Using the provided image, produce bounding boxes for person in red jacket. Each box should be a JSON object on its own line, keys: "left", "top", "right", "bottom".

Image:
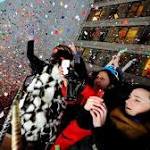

{"left": 50, "top": 62, "right": 122, "bottom": 150}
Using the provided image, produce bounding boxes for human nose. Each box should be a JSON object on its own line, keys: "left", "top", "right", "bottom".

{"left": 96, "top": 76, "right": 102, "bottom": 81}
{"left": 125, "top": 98, "right": 133, "bottom": 106}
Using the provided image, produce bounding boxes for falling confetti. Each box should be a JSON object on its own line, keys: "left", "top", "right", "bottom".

{"left": 0, "top": 0, "right": 92, "bottom": 102}
{"left": 0, "top": 0, "right": 5, "bottom": 3}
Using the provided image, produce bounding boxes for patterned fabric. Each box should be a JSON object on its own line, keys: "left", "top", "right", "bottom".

{"left": 19, "top": 64, "right": 66, "bottom": 145}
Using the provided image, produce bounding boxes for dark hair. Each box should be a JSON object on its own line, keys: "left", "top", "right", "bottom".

{"left": 88, "top": 69, "right": 121, "bottom": 89}
{"left": 50, "top": 44, "right": 73, "bottom": 65}
{"left": 130, "top": 84, "right": 150, "bottom": 94}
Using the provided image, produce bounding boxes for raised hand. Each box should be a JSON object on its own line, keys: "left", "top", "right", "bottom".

{"left": 90, "top": 102, "right": 107, "bottom": 127}
{"left": 68, "top": 42, "right": 77, "bottom": 54}
{"left": 84, "top": 96, "right": 104, "bottom": 111}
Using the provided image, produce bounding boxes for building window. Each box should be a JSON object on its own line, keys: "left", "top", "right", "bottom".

{"left": 137, "top": 26, "right": 150, "bottom": 45}
{"left": 115, "top": 27, "right": 129, "bottom": 43}
{"left": 127, "top": 2, "right": 141, "bottom": 18}
{"left": 125, "top": 27, "right": 139, "bottom": 44}
{"left": 105, "top": 27, "right": 119, "bottom": 43}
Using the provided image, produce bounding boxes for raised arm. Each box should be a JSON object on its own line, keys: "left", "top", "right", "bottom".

{"left": 27, "top": 40, "right": 46, "bottom": 74}
{"left": 68, "top": 43, "right": 88, "bottom": 80}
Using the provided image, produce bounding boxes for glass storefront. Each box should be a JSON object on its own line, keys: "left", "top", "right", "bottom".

{"left": 78, "top": 26, "right": 150, "bottom": 45}
{"left": 81, "top": 47, "right": 149, "bottom": 77}
{"left": 88, "top": 0, "right": 150, "bottom": 21}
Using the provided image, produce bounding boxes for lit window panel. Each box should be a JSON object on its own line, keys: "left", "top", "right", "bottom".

{"left": 82, "top": 48, "right": 91, "bottom": 62}
{"left": 91, "top": 27, "right": 108, "bottom": 41}
{"left": 78, "top": 27, "right": 92, "bottom": 41}
{"left": 127, "top": 2, "right": 141, "bottom": 18}
{"left": 117, "top": 3, "right": 129, "bottom": 18}
{"left": 142, "top": 59, "right": 150, "bottom": 78}
{"left": 125, "top": 27, "right": 139, "bottom": 44}
{"left": 99, "top": 7, "right": 110, "bottom": 20}
{"left": 136, "top": 4, "right": 144, "bottom": 17}
{"left": 115, "top": 27, "right": 128, "bottom": 43}
{"left": 105, "top": 27, "right": 119, "bottom": 43}
{"left": 107, "top": 5, "right": 119, "bottom": 19}
{"left": 87, "top": 9, "right": 99, "bottom": 21}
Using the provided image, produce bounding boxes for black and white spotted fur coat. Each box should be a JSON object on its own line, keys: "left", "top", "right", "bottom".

{"left": 19, "top": 64, "right": 66, "bottom": 145}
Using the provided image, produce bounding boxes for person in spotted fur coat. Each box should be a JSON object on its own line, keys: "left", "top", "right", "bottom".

{"left": 0, "top": 39, "right": 87, "bottom": 150}
{"left": 20, "top": 39, "right": 87, "bottom": 149}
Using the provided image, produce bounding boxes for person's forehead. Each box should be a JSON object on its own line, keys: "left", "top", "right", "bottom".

{"left": 131, "top": 88, "right": 150, "bottom": 100}
{"left": 98, "top": 71, "right": 108, "bottom": 76}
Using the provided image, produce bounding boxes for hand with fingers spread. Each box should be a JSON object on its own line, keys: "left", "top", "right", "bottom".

{"left": 90, "top": 102, "right": 107, "bottom": 127}
{"left": 113, "top": 55, "right": 120, "bottom": 68}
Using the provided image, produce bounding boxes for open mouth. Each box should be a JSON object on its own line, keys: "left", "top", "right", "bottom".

{"left": 126, "top": 107, "right": 131, "bottom": 110}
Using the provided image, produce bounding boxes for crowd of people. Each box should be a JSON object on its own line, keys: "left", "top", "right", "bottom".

{"left": 0, "top": 37, "right": 150, "bottom": 150}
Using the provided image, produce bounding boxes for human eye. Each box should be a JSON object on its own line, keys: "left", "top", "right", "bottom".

{"left": 128, "top": 95, "right": 132, "bottom": 99}
{"left": 135, "top": 99, "right": 140, "bottom": 102}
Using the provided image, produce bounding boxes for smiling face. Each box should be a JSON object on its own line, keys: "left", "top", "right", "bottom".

{"left": 125, "top": 88, "right": 150, "bottom": 116}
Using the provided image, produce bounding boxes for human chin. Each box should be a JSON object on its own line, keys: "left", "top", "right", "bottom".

{"left": 125, "top": 107, "right": 136, "bottom": 116}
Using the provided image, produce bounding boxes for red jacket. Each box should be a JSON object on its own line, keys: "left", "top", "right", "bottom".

{"left": 50, "top": 85, "right": 104, "bottom": 150}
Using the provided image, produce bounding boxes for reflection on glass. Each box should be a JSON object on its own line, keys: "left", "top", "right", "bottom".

{"left": 142, "top": 59, "right": 150, "bottom": 78}
{"left": 107, "top": 5, "right": 118, "bottom": 19}
{"left": 125, "top": 27, "right": 139, "bottom": 44}
{"left": 79, "top": 26, "right": 149, "bottom": 45}
{"left": 81, "top": 47, "right": 149, "bottom": 77}
{"left": 137, "top": 26, "right": 150, "bottom": 45}
{"left": 127, "top": 2, "right": 141, "bottom": 18}
{"left": 87, "top": 0, "right": 150, "bottom": 21}
{"left": 136, "top": 4, "right": 144, "bottom": 16}
{"left": 105, "top": 27, "right": 119, "bottom": 42}
{"left": 115, "top": 27, "right": 128, "bottom": 43}
{"left": 142, "top": 0, "right": 150, "bottom": 16}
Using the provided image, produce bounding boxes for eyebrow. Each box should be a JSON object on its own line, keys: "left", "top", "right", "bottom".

{"left": 134, "top": 95, "right": 142, "bottom": 99}
{"left": 131, "top": 94, "right": 143, "bottom": 100}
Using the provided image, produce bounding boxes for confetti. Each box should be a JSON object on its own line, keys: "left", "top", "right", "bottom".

{"left": 0, "top": 0, "right": 5, "bottom": 3}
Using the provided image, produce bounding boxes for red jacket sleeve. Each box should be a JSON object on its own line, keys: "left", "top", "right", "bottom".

{"left": 50, "top": 120, "right": 92, "bottom": 150}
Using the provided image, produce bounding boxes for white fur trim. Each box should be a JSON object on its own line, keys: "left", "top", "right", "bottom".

{"left": 42, "top": 87, "right": 55, "bottom": 103}
{"left": 39, "top": 73, "right": 50, "bottom": 85}
{"left": 32, "top": 89, "right": 40, "bottom": 96}
{"left": 42, "top": 103, "right": 49, "bottom": 110}
{"left": 24, "top": 114, "right": 32, "bottom": 121}
{"left": 27, "top": 77, "right": 37, "bottom": 92}
{"left": 26, "top": 104, "right": 35, "bottom": 112}
{"left": 33, "top": 97, "right": 41, "bottom": 108}
{"left": 23, "top": 120, "right": 33, "bottom": 131}
{"left": 51, "top": 65, "right": 63, "bottom": 81}
{"left": 35, "top": 112, "right": 47, "bottom": 128}
{"left": 19, "top": 93, "right": 27, "bottom": 108}
{"left": 48, "top": 80, "right": 56, "bottom": 86}
{"left": 34, "top": 80, "right": 42, "bottom": 88}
